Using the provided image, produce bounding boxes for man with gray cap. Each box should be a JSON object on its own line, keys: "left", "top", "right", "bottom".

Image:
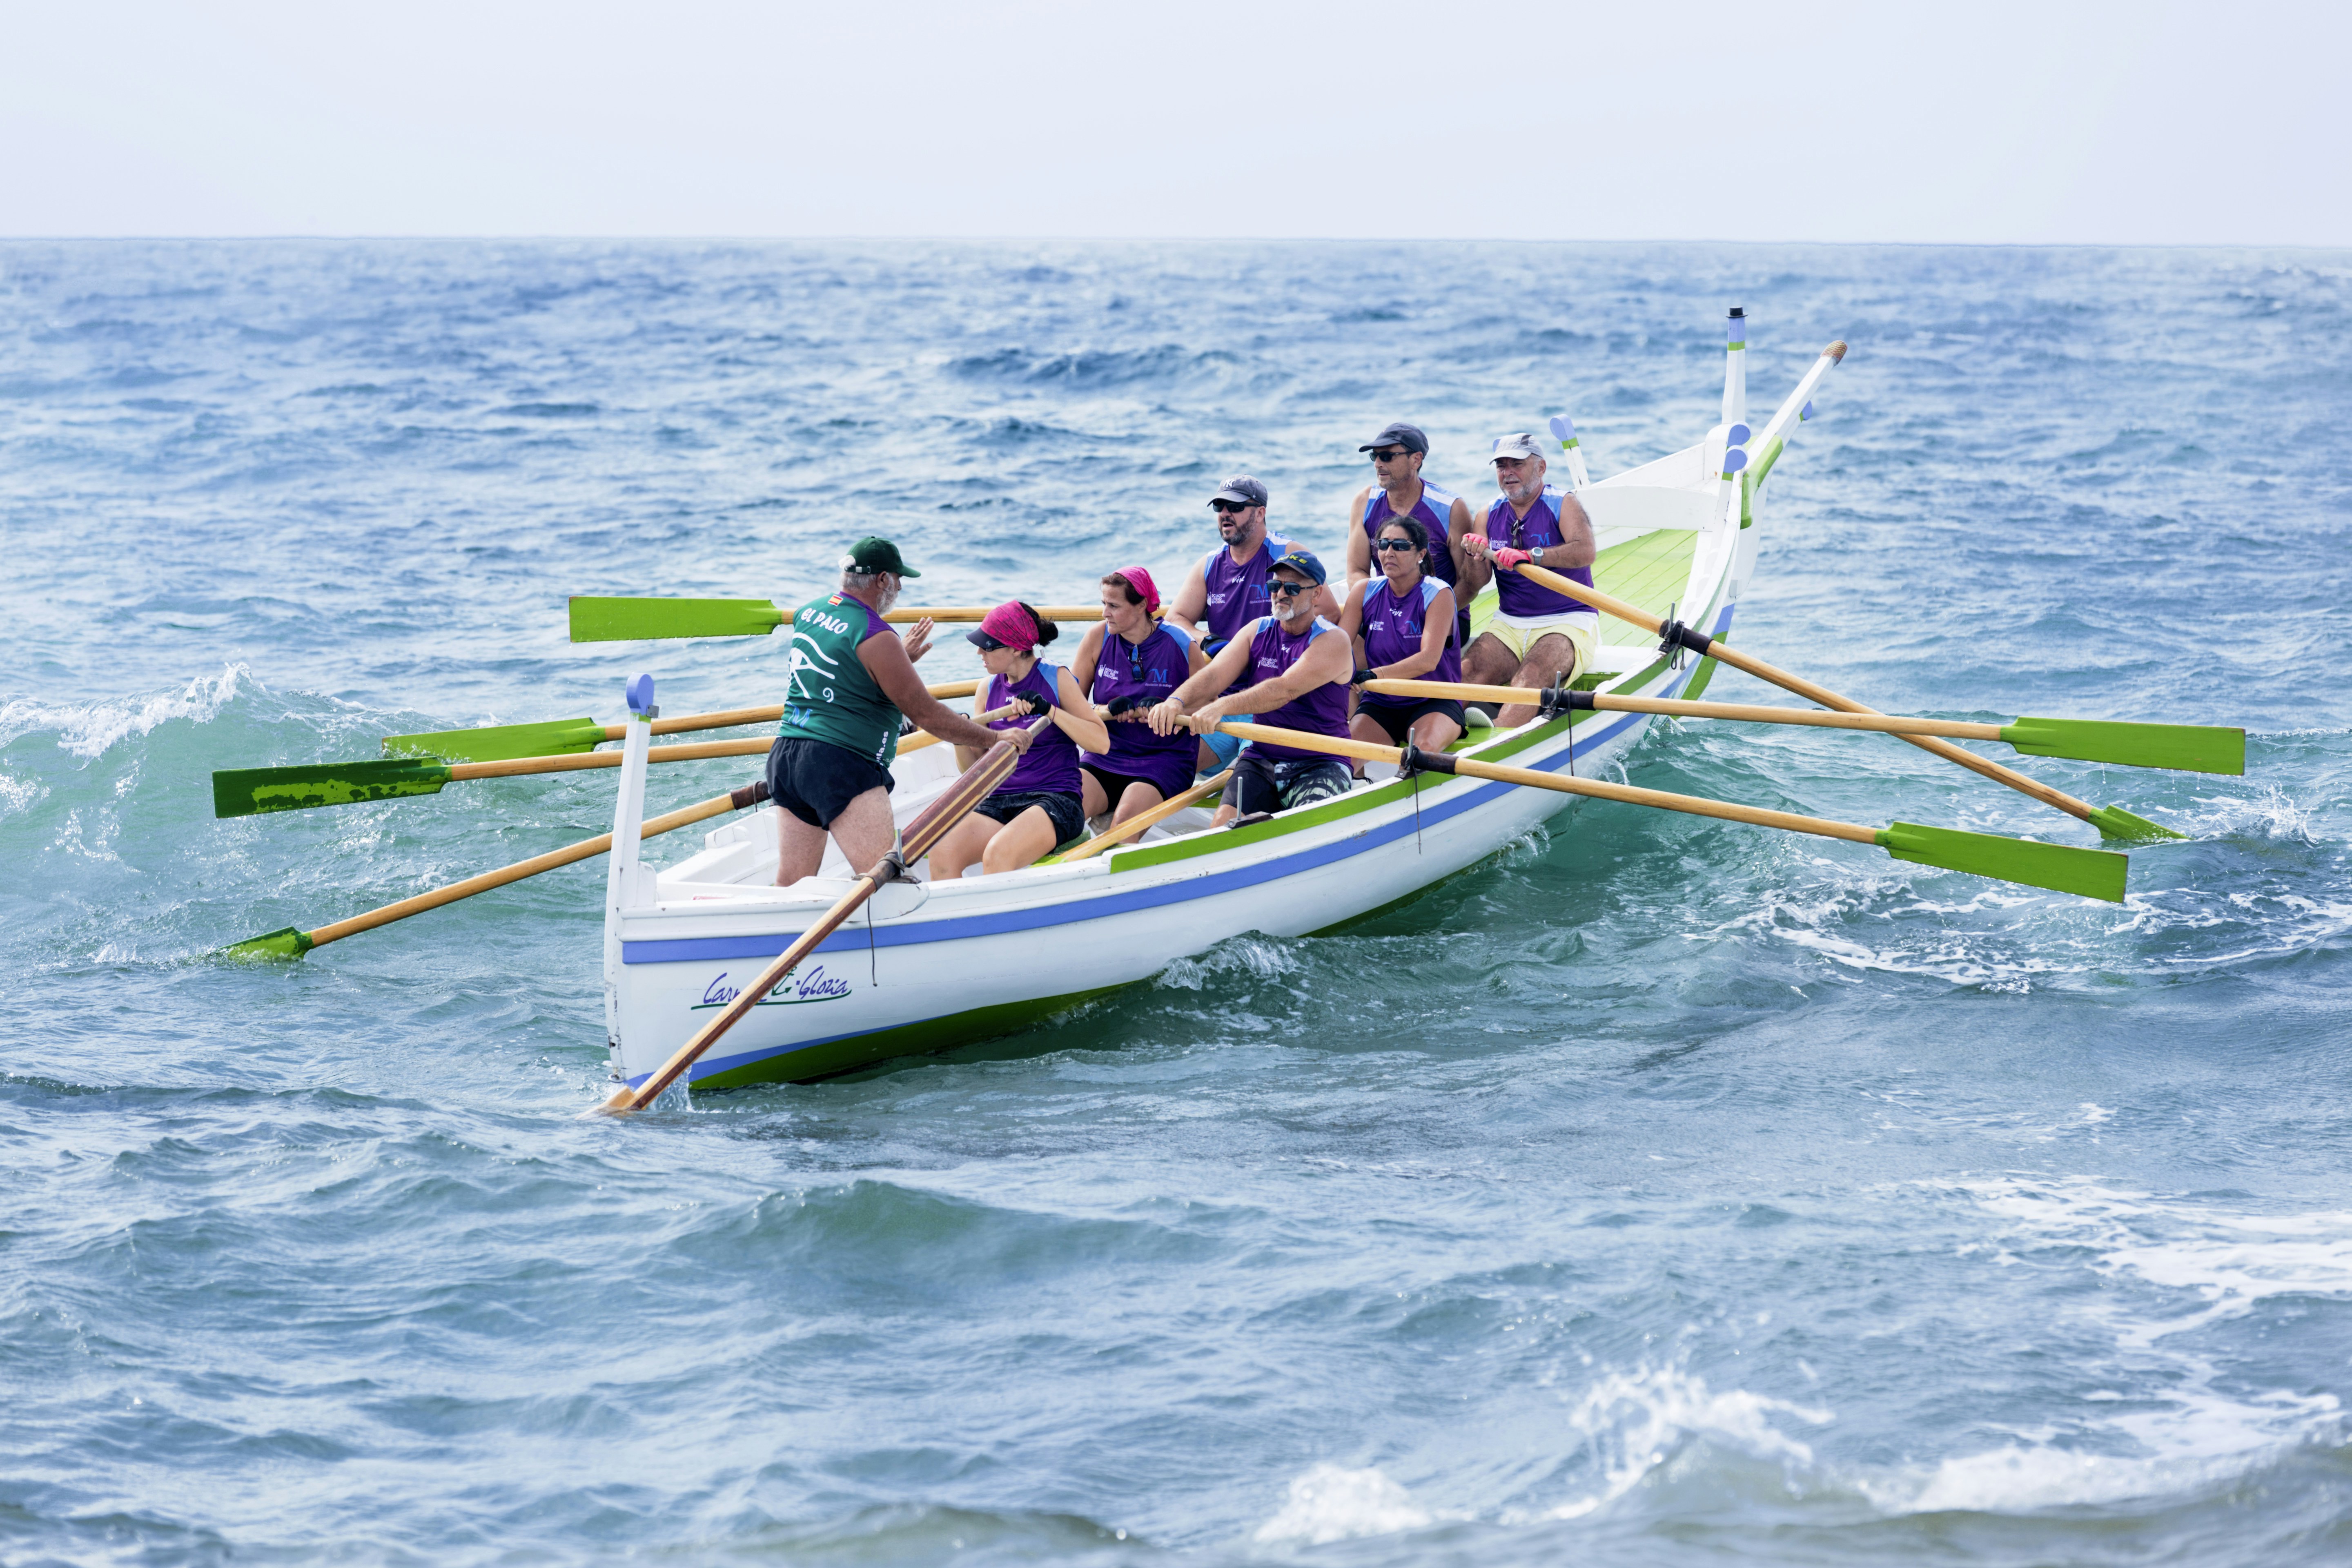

{"left": 1343, "top": 422, "right": 1473, "bottom": 649}
{"left": 1165, "top": 474, "right": 1341, "bottom": 771}
{"left": 1457, "top": 434, "right": 1599, "bottom": 728}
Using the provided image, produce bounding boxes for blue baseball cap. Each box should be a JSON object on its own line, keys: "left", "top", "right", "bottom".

{"left": 1270, "top": 548, "right": 1327, "bottom": 587}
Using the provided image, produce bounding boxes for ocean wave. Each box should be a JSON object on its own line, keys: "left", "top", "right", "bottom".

{"left": 0, "top": 662, "right": 253, "bottom": 759}
{"left": 1256, "top": 1463, "right": 1433, "bottom": 1544}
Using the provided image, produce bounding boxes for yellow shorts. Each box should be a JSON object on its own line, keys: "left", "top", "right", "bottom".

{"left": 1482, "top": 610, "right": 1599, "bottom": 677}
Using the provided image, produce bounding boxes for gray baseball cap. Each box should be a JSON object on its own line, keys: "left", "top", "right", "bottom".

{"left": 1209, "top": 474, "right": 1268, "bottom": 507}
{"left": 1358, "top": 422, "right": 1429, "bottom": 455}
{"left": 1490, "top": 433, "right": 1546, "bottom": 463}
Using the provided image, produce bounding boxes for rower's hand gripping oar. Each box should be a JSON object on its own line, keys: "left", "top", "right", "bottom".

{"left": 570, "top": 599, "right": 1106, "bottom": 642}
{"left": 585, "top": 717, "right": 1052, "bottom": 1117}
{"left": 382, "top": 681, "right": 980, "bottom": 763}
{"left": 212, "top": 731, "right": 946, "bottom": 819}
{"left": 1503, "top": 560, "right": 2187, "bottom": 842}
{"left": 1362, "top": 679, "right": 2244, "bottom": 776}
{"left": 1212, "top": 720, "right": 2129, "bottom": 902}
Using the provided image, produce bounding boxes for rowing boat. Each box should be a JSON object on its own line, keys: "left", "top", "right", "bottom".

{"left": 600, "top": 317, "right": 1843, "bottom": 1093}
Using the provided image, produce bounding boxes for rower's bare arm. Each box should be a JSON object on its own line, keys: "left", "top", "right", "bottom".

{"left": 1150, "top": 639, "right": 1253, "bottom": 734}
{"left": 1343, "top": 487, "right": 1372, "bottom": 592}
{"left": 1312, "top": 585, "right": 1343, "bottom": 624}
{"left": 900, "top": 617, "right": 937, "bottom": 664}
{"left": 1069, "top": 622, "right": 1105, "bottom": 691}
{"left": 1054, "top": 667, "right": 1110, "bottom": 755}
{"left": 862, "top": 635, "right": 1029, "bottom": 754}
{"left": 1335, "top": 580, "right": 1369, "bottom": 641}
{"left": 1446, "top": 498, "right": 1477, "bottom": 585}
{"left": 1555, "top": 492, "right": 1597, "bottom": 569}
{"left": 1200, "top": 630, "right": 1352, "bottom": 718}
{"left": 1165, "top": 558, "right": 1209, "bottom": 639}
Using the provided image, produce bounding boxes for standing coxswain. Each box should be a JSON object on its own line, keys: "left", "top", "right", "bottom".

{"left": 1457, "top": 433, "right": 1599, "bottom": 728}
{"left": 1151, "top": 548, "right": 1354, "bottom": 825}
{"left": 769, "top": 537, "right": 1032, "bottom": 887}
{"left": 928, "top": 601, "right": 1110, "bottom": 880}
{"left": 1342, "top": 421, "right": 1474, "bottom": 649}
{"left": 1071, "top": 566, "right": 1207, "bottom": 829}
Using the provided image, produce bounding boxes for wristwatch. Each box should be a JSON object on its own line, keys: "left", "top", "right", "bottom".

{"left": 1531, "top": 546, "right": 1546, "bottom": 564}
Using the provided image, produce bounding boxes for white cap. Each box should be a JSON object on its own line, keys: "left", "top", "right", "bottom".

{"left": 1490, "top": 433, "right": 1545, "bottom": 462}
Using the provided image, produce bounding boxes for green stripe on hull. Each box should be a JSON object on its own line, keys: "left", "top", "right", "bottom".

{"left": 687, "top": 984, "right": 1128, "bottom": 1089}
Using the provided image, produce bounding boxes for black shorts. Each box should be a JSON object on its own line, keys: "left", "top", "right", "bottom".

{"left": 1356, "top": 698, "right": 1466, "bottom": 746}
{"left": 973, "top": 788, "right": 1086, "bottom": 849}
{"left": 1229, "top": 751, "right": 1353, "bottom": 818}
{"left": 1081, "top": 760, "right": 1189, "bottom": 811}
{"left": 765, "top": 736, "right": 894, "bottom": 829}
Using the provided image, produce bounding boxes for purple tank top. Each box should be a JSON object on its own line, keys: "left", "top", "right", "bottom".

{"left": 1363, "top": 482, "right": 1459, "bottom": 592}
{"left": 1087, "top": 621, "right": 1196, "bottom": 780}
{"left": 985, "top": 662, "right": 1081, "bottom": 796}
{"left": 1200, "top": 532, "right": 1294, "bottom": 649}
{"left": 1358, "top": 576, "right": 1459, "bottom": 708}
{"left": 1239, "top": 615, "right": 1350, "bottom": 762}
{"left": 1486, "top": 488, "right": 1596, "bottom": 618}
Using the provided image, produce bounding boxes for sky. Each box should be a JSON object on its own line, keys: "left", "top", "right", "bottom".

{"left": 2, "top": 0, "right": 2345, "bottom": 245}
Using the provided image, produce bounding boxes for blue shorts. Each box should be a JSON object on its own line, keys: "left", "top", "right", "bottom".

{"left": 1200, "top": 728, "right": 1244, "bottom": 773}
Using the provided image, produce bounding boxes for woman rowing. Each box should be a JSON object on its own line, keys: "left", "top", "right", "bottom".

{"left": 928, "top": 601, "right": 1110, "bottom": 880}
{"left": 1339, "top": 514, "right": 1463, "bottom": 758}
{"left": 1070, "top": 566, "right": 1208, "bottom": 829}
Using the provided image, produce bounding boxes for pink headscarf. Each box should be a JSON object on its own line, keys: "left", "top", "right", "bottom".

{"left": 976, "top": 600, "right": 1040, "bottom": 651}
{"left": 1110, "top": 566, "right": 1160, "bottom": 615}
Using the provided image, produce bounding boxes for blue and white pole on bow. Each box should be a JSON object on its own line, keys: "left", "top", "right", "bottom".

{"left": 1546, "top": 414, "right": 1591, "bottom": 492}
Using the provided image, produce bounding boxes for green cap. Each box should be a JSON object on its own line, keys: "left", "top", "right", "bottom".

{"left": 842, "top": 536, "right": 920, "bottom": 578}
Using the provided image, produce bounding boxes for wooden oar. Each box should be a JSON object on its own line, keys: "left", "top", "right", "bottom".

{"left": 570, "top": 597, "right": 1106, "bottom": 642}
{"left": 1047, "top": 769, "right": 1233, "bottom": 862}
{"left": 215, "top": 732, "right": 942, "bottom": 819}
{"left": 586, "top": 719, "right": 1050, "bottom": 1116}
{"left": 1362, "top": 679, "right": 2243, "bottom": 775}
{"left": 1213, "top": 720, "right": 2127, "bottom": 902}
{"left": 384, "top": 680, "right": 980, "bottom": 762}
{"left": 1505, "top": 561, "right": 2184, "bottom": 842}
{"left": 217, "top": 778, "right": 775, "bottom": 959}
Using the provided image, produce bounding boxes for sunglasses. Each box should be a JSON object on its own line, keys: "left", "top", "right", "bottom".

{"left": 1374, "top": 537, "right": 1419, "bottom": 552}
{"left": 1368, "top": 447, "right": 1410, "bottom": 462}
{"left": 1268, "top": 580, "right": 1313, "bottom": 599}
{"left": 1211, "top": 499, "right": 1256, "bottom": 515}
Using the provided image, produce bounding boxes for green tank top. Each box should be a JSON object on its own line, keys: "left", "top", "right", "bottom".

{"left": 778, "top": 592, "right": 901, "bottom": 770}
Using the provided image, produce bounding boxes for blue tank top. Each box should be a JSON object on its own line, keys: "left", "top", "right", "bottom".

{"left": 984, "top": 662, "right": 1081, "bottom": 796}
{"left": 1200, "top": 532, "right": 1295, "bottom": 650}
{"left": 1357, "top": 577, "right": 1459, "bottom": 709}
{"left": 1485, "top": 487, "right": 1597, "bottom": 618}
{"left": 1239, "top": 615, "right": 1350, "bottom": 762}
{"left": 1087, "top": 621, "right": 1196, "bottom": 779}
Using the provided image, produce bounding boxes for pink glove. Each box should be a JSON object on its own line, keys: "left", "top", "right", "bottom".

{"left": 1462, "top": 532, "right": 1490, "bottom": 556}
{"left": 1492, "top": 546, "right": 1532, "bottom": 571}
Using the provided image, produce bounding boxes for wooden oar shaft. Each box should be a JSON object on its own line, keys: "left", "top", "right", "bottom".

{"left": 1052, "top": 768, "right": 1233, "bottom": 862}
{"left": 597, "top": 719, "right": 1049, "bottom": 1115}
{"left": 306, "top": 781, "right": 765, "bottom": 950}
{"left": 1214, "top": 722, "right": 1880, "bottom": 846}
{"left": 627, "top": 682, "right": 980, "bottom": 743}
{"left": 447, "top": 729, "right": 941, "bottom": 782}
{"left": 842, "top": 607, "right": 1100, "bottom": 626}
{"left": 1508, "top": 561, "right": 2103, "bottom": 825}
{"left": 1362, "top": 679, "right": 2011, "bottom": 742}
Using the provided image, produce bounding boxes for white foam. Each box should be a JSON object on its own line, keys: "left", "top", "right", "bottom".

{"left": 0, "top": 663, "right": 253, "bottom": 760}
{"left": 1540, "top": 1363, "right": 1831, "bottom": 1521}
{"left": 1254, "top": 1464, "right": 1431, "bottom": 1545}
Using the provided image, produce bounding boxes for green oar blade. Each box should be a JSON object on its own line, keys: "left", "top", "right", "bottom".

{"left": 569, "top": 596, "right": 783, "bottom": 642}
{"left": 213, "top": 759, "right": 452, "bottom": 819}
{"left": 219, "top": 926, "right": 314, "bottom": 960}
{"left": 2001, "top": 717, "right": 2245, "bottom": 776}
{"left": 1875, "top": 821, "right": 2128, "bottom": 902}
{"left": 383, "top": 718, "right": 607, "bottom": 762}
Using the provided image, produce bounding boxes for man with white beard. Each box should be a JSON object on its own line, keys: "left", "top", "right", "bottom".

{"left": 768, "top": 536, "right": 1030, "bottom": 886}
{"left": 1457, "top": 435, "right": 1599, "bottom": 729}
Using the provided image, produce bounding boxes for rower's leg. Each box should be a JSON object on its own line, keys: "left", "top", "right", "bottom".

{"left": 925, "top": 815, "right": 995, "bottom": 882}
{"left": 980, "top": 806, "right": 1059, "bottom": 874}
{"left": 1496, "top": 634, "right": 1576, "bottom": 729}
{"left": 824, "top": 785, "right": 897, "bottom": 876}
{"left": 1461, "top": 630, "right": 1521, "bottom": 690}
{"left": 1346, "top": 710, "right": 1394, "bottom": 777}
{"left": 1110, "top": 780, "right": 1165, "bottom": 827}
{"left": 1080, "top": 771, "right": 1111, "bottom": 820}
{"left": 775, "top": 806, "right": 831, "bottom": 886}
{"left": 1408, "top": 710, "right": 1463, "bottom": 753}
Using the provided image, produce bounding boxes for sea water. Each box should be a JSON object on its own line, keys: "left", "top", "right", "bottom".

{"left": 3, "top": 241, "right": 2348, "bottom": 1566}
